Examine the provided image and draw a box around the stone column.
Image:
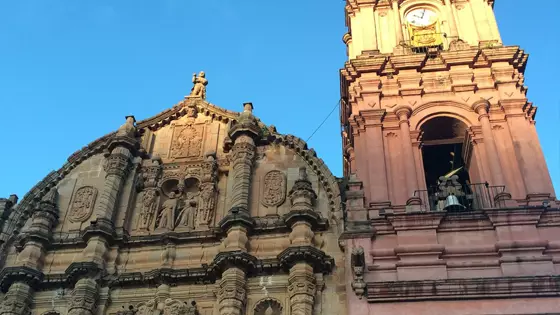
[67,278,99,315]
[391,0,403,44]
[229,135,255,210]
[288,263,316,315]
[395,106,418,198]
[68,116,140,315]
[361,110,390,206]
[473,101,505,186]
[279,167,329,315]
[0,189,59,315]
[444,0,459,38]
[214,103,260,315]
[0,282,33,315]
[217,268,247,315]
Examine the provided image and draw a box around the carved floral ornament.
[68,186,98,223]
[254,297,283,315]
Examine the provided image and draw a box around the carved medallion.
[170,124,204,159]
[261,170,286,207]
[68,186,97,223]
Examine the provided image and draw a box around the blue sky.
[0,0,558,199]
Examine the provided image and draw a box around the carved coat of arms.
[170,124,204,159]
[68,186,98,222]
[261,170,286,207]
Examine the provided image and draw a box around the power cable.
[305,99,341,142]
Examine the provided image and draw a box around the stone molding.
[277,246,334,274]
[340,208,560,239]
[366,275,560,302]
[0,266,44,292]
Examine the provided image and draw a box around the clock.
[406,8,438,27]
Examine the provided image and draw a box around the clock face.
[406,8,438,27]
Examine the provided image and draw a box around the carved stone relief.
[68,186,98,223]
[170,124,204,159]
[135,299,198,315]
[261,170,287,208]
[137,189,159,231]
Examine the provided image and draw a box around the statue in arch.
[157,192,181,230]
[176,192,198,230]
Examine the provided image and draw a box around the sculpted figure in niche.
[137,190,158,230]
[189,71,207,99]
[176,192,198,230]
[197,182,216,226]
[157,192,181,230]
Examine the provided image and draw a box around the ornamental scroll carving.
[68,186,98,223]
[170,124,204,159]
[261,170,286,208]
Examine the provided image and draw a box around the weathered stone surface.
[0,99,345,315]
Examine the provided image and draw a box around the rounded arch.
[411,101,477,131]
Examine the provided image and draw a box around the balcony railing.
[413,182,507,212]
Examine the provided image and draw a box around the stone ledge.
[278,246,334,274]
[0,266,44,292]
[366,275,560,303]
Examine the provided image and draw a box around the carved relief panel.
[68,186,97,223]
[169,124,205,159]
[261,170,287,208]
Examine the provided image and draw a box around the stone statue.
[197,183,215,226]
[116,115,136,138]
[175,192,197,230]
[137,190,158,230]
[189,71,208,99]
[157,192,181,230]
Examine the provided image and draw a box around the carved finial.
[41,188,58,206]
[189,71,208,99]
[116,115,137,137]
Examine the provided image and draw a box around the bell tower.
[340,0,556,213]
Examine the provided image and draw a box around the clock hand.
[421,9,426,19]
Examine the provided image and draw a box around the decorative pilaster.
[214,103,260,315]
[360,109,390,207]
[67,117,139,315]
[0,189,59,315]
[136,156,162,232]
[473,100,505,186]
[395,106,419,198]
[217,267,247,315]
[67,278,99,315]
[288,263,316,315]
[90,116,139,238]
[0,282,33,315]
[278,167,333,315]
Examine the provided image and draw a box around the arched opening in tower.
[420,116,470,188]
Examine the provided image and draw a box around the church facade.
[0,1,559,315]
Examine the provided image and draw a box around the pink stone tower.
[340,0,560,314]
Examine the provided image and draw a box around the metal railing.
[396,34,462,54]
[413,182,506,212]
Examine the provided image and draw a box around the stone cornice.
[340,46,527,87]
[37,255,335,291]
[366,275,560,302]
[340,208,560,238]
